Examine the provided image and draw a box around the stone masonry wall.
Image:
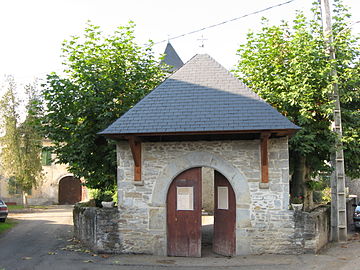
[295,206,331,253]
[115,138,307,255]
[72,138,331,255]
[73,205,121,253]
[72,205,331,255]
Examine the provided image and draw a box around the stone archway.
[150,151,251,256]
[151,151,250,207]
[58,176,82,204]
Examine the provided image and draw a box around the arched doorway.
[58,176,82,204]
[166,167,236,257]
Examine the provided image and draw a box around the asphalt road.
[1,206,360,270]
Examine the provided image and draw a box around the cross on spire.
[197,35,207,48]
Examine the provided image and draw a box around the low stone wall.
[73,204,331,255]
[294,206,330,253]
[73,204,121,253]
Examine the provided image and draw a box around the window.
[8,177,32,195]
[8,177,21,195]
[41,149,52,166]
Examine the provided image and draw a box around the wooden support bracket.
[260,132,270,184]
[127,136,142,181]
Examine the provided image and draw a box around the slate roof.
[160,42,184,72]
[100,54,300,135]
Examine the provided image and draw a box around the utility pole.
[319,0,347,242]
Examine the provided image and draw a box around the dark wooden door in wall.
[167,167,202,257]
[58,176,82,205]
[213,170,236,256]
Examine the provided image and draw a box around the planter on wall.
[101,201,115,208]
[291,203,303,211]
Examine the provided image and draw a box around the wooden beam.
[260,132,270,183]
[127,136,142,181]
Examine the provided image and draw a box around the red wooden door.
[58,176,82,205]
[167,167,202,257]
[213,170,236,256]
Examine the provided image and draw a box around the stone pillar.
[202,167,214,213]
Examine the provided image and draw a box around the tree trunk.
[22,191,28,207]
[290,153,313,211]
[291,153,305,197]
[304,188,314,211]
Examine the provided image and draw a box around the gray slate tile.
[100,54,299,135]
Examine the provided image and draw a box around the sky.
[0,0,359,96]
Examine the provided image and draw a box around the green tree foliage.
[332,4,360,179]
[0,77,43,205]
[234,0,359,207]
[42,22,165,191]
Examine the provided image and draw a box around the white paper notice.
[218,186,229,210]
[177,187,194,210]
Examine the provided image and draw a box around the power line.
[155,0,297,44]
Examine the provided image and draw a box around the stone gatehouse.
[98,54,306,257]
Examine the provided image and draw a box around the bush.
[321,187,331,203]
[112,190,118,204]
[90,189,115,207]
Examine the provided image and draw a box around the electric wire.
[155,0,297,44]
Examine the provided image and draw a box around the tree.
[331,3,360,179]
[42,22,165,192]
[234,0,360,209]
[0,77,43,205]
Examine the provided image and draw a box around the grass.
[8,204,57,211]
[0,218,17,234]
[7,205,25,210]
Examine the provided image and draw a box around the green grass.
[0,218,17,234]
[7,205,25,210]
[8,204,57,211]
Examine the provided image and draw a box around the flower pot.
[291,203,303,211]
[101,201,115,208]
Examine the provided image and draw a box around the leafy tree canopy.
[234,0,360,201]
[42,22,166,191]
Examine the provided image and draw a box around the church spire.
[160,42,184,72]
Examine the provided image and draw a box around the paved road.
[1,206,360,270]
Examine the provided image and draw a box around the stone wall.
[114,138,304,255]
[73,204,331,255]
[73,204,121,253]
[294,206,331,254]
[69,137,336,256]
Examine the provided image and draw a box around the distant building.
[0,139,88,205]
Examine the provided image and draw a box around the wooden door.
[213,170,236,256]
[167,167,202,257]
[58,176,82,205]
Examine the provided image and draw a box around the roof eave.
[100,128,300,140]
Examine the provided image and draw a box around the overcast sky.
[0,0,359,94]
